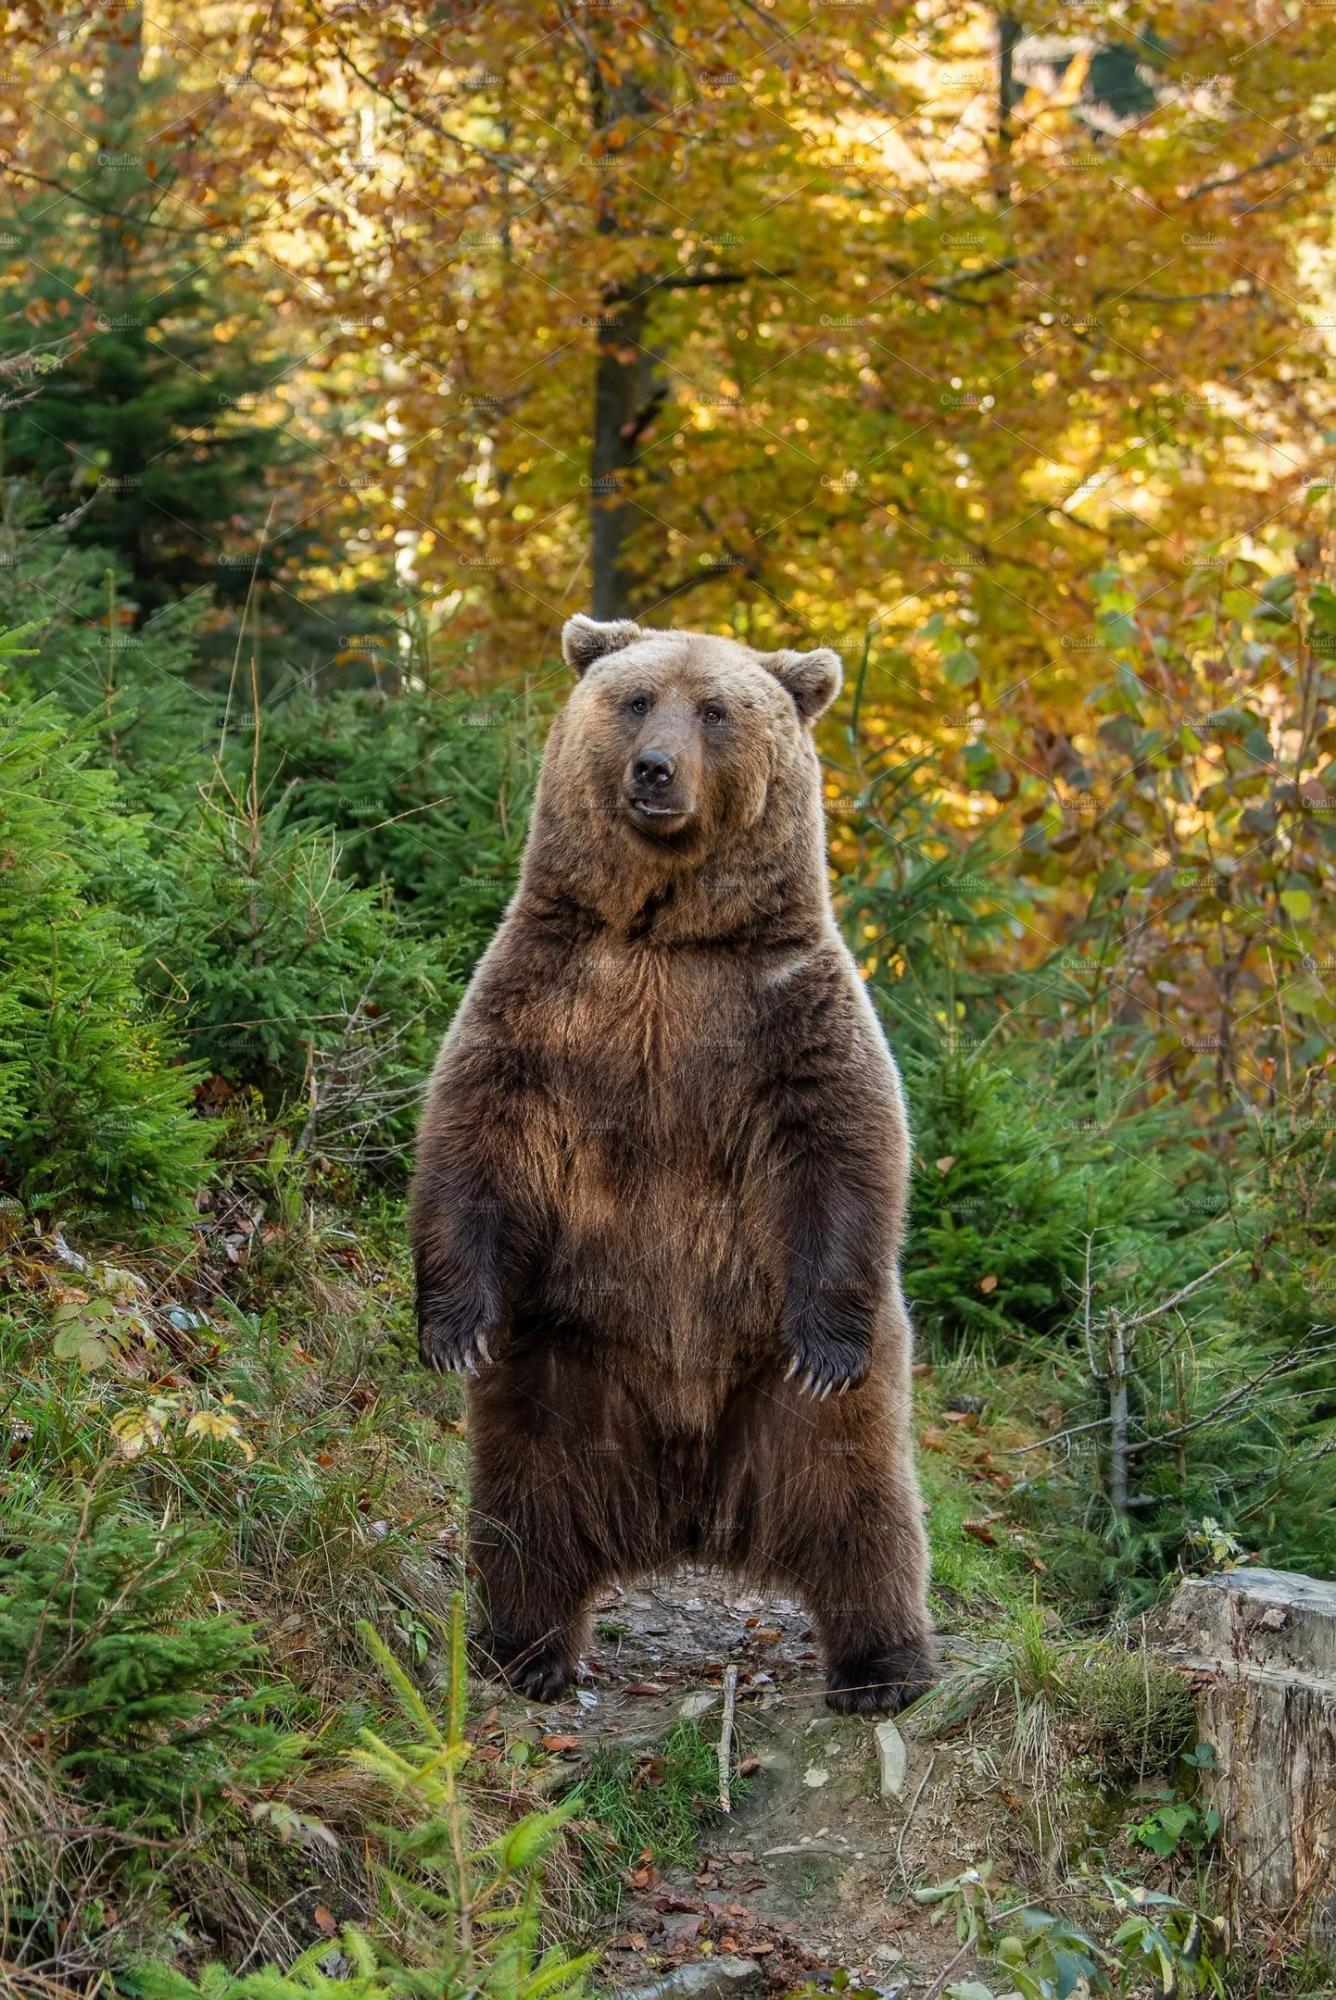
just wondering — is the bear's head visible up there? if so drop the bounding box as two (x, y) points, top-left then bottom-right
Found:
(553, 614), (839, 842)
(521, 617), (842, 936)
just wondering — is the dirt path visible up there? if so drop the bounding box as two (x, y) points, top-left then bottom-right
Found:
(493, 1568), (988, 1996)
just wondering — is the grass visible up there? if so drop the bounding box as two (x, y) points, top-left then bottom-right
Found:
(571, 1720), (735, 1907)
(916, 1604), (1198, 1809)
(913, 1366), (1042, 1621)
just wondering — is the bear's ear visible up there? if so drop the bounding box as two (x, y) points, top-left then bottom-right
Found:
(561, 614), (644, 677)
(765, 646), (842, 723)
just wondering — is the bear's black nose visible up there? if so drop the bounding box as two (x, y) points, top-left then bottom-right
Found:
(633, 748), (676, 789)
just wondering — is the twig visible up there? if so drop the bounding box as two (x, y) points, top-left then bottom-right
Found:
(920, 1937), (976, 2000)
(896, 1751), (936, 1883)
(1185, 128), (1336, 201)
(717, 1663), (739, 1813)
(1117, 1251), (1240, 1333)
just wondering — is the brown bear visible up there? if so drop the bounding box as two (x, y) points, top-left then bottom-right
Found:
(410, 615), (935, 1713)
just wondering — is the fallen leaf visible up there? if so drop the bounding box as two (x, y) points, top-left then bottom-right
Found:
(608, 1933), (646, 1951)
(313, 1904), (338, 1938)
(962, 1519), (999, 1545)
(935, 1155), (956, 1173)
(738, 1756), (760, 1776)
(540, 1734), (581, 1753)
(625, 1681), (669, 1695)
(979, 1273), (999, 1294)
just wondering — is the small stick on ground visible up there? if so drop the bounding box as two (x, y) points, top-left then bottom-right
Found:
(718, 1663), (739, 1812)
(896, 1750), (936, 1883)
(920, 1938), (975, 2000)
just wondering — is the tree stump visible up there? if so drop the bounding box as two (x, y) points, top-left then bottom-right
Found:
(1158, 1568), (1336, 1941)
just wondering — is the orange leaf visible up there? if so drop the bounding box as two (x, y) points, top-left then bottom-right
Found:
(979, 1273), (999, 1294)
(541, 1733), (581, 1753)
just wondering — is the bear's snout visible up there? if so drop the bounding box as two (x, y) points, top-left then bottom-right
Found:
(623, 739), (696, 829)
(633, 747), (676, 789)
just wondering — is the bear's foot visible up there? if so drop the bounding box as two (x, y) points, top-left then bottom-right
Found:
(824, 1635), (937, 1716)
(473, 1628), (576, 1704)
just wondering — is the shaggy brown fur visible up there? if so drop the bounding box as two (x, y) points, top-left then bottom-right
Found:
(410, 615), (935, 1713)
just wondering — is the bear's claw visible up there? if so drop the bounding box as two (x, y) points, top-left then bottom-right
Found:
(418, 1323), (497, 1377)
(783, 1349), (867, 1400)
(474, 1630), (575, 1703)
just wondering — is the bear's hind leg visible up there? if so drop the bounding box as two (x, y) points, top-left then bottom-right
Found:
(719, 1380), (936, 1717)
(466, 1342), (664, 1701)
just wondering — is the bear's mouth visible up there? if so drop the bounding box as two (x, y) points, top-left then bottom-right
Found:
(623, 793), (693, 835)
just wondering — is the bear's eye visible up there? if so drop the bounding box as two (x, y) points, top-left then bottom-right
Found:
(626, 693), (652, 717)
(701, 703), (728, 727)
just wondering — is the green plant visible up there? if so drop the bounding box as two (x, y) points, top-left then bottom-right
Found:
(133, 774), (445, 1154)
(121, 1600), (595, 2000)
(900, 1039), (1160, 1359)
(0, 1488), (293, 1835)
(255, 683), (539, 956)
(0, 681), (211, 1232)
(1128, 1798), (1221, 1862)
(914, 1866), (1227, 1999)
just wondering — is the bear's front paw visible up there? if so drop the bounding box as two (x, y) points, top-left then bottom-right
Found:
(417, 1314), (499, 1377)
(782, 1334), (869, 1400)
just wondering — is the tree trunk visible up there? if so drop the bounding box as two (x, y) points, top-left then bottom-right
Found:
(98, 2), (144, 286)
(996, 14), (1021, 207)
(583, 22), (668, 621)
(1158, 1569), (1336, 1941)
(590, 290), (649, 620)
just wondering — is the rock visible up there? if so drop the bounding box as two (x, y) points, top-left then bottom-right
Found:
(874, 1718), (908, 1800)
(621, 1956), (765, 2000)
(1158, 1568), (1336, 1938)
(802, 1764), (830, 1788)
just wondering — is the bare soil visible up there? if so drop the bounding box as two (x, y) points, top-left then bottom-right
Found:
(486, 1566), (1000, 1995)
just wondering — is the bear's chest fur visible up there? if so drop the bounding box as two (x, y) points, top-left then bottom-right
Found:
(496, 934), (798, 1377)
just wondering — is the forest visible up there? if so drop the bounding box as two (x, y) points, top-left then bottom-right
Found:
(0, 0), (1333, 1995)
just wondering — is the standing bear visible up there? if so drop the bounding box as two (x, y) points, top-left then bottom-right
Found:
(411, 616), (936, 1713)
